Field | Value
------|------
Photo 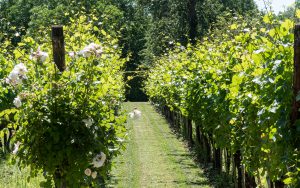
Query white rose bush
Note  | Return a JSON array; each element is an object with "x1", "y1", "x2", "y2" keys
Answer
[{"x1": 0, "y1": 15, "x2": 127, "y2": 187}]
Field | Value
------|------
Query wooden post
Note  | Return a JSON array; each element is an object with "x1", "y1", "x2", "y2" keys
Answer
[
  {"x1": 175, "y1": 111, "x2": 177, "y2": 127},
  {"x1": 204, "y1": 134, "x2": 211, "y2": 163},
  {"x1": 245, "y1": 172, "x2": 257, "y2": 188},
  {"x1": 52, "y1": 26, "x2": 66, "y2": 72},
  {"x1": 268, "y1": 24, "x2": 300, "y2": 188},
  {"x1": 234, "y1": 150, "x2": 243, "y2": 188},
  {"x1": 182, "y1": 116, "x2": 187, "y2": 139},
  {"x1": 187, "y1": 119, "x2": 194, "y2": 146},
  {"x1": 179, "y1": 113, "x2": 182, "y2": 131},
  {"x1": 196, "y1": 124, "x2": 201, "y2": 144},
  {"x1": 214, "y1": 148, "x2": 221, "y2": 174},
  {"x1": 292, "y1": 24, "x2": 300, "y2": 129},
  {"x1": 274, "y1": 181, "x2": 284, "y2": 188},
  {"x1": 225, "y1": 148, "x2": 231, "y2": 175}
]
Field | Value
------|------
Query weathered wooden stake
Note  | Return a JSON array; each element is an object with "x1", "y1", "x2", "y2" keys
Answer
[
  {"x1": 52, "y1": 26, "x2": 66, "y2": 72},
  {"x1": 196, "y1": 124, "x2": 201, "y2": 144},
  {"x1": 187, "y1": 119, "x2": 193, "y2": 146},
  {"x1": 292, "y1": 24, "x2": 300, "y2": 126},
  {"x1": 214, "y1": 148, "x2": 221, "y2": 174},
  {"x1": 234, "y1": 150, "x2": 243, "y2": 188}
]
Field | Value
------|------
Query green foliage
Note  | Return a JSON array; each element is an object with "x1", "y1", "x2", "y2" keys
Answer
[
  {"x1": 0, "y1": 16, "x2": 127, "y2": 187},
  {"x1": 145, "y1": 13, "x2": 299, "y2": 186},
  {"x1": 0, "y1": 0, "x2": 124, "y2": 43},
  {"x1": 0, "y1": 0, "x2": 259, "y2": 101},
  {"x1": 27, "y1": 5, "x2": 69, "y2": 36},
  {"x1": 139, "y1": 0, "x2": 258, "y2": 64}
]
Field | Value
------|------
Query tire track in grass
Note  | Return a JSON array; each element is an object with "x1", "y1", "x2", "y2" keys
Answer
[{"x1": 108, "y1": 102, "x2": 212, "y2": 188}]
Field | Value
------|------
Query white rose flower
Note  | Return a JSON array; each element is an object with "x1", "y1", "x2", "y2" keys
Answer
[
  {"x1": 12, "y1": 141, "x2": 21, "y2": 154},
  {"x1": 13, "y1": 63, "x2": 28, "y2": 76},
  {"x1": 5, "y1": 78, "x2": 10, "y2": 84},
  {"x1": 95, "y1": 48, "x2": 103, "y2": 57},
  {"x1": 30, "y1": 47, "x2": 49, "y2": 63},
  {"x1": 13, "y1": 96, "x2": 22, "y2": 108},
  {"x1": 254, "y1": 48, "x2": 265, "y2": 54},
  {"x1": 79, "y1": 49, "x2": 92, "y2": 58},
  {"x1": 84, "y1": 168, "x2": 92, "y2": 176},
  {"x1": 108, "y1": 147, "x2": 119, "y2": 152},
  {"x1": 88, "y1": 43, "x2": 100, "y2": 50},
  {"x1": 91, "y1": 171, "x2": 97, "y2": 179},
  {"x1": 7, "y1": 70, "x2": 22, "y2": 86},
  {"x1": 68, "y1": 51, "x2": 76, "y2": 58},
  {"x1": 5, "y1": 63, "x2": 28, "y2": 86},
  {"x1": 79, "y1": 43, "x2": 101, "y2": 57},
  {"x1": 39, "y1": 51, "x2": 49, "y2": 63},
  {"x1": 83, "y1": 118, "x2": 94, "y2": 128},
  {"x1": 91, "y1": 152, "x2": 106, "y2": 168},
  {"x1": 116, "y1": 137, "x2": 125, "y2": 142},
  {"x1": 243, "y1": 28, "x2": 250, "y2": 32}
]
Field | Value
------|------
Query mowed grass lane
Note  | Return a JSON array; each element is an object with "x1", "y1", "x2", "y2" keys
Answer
[{"x1": 108, "y1": 102, "x2": 211, "y2": 188}]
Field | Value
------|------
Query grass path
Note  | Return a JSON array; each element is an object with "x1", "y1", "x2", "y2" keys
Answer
[
  {"x1": 108, "y1": 102, "x2": 212, "y2": 188},
  {"x1": 0, "y1": 158, "x2": 44, "y2": 188}
]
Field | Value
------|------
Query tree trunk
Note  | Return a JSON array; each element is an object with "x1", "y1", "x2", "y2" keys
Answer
[{"x1": 187, "y1": 0, "x2": 198, "y2": 44}]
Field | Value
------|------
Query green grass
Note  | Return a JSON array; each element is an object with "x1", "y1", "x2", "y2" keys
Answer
[
  {"x1": 0, "y1": 156, "x2": 45, "y2": 188},
  {"x1": 108, "y1": 102, "x2": 212, "y2": 188}
]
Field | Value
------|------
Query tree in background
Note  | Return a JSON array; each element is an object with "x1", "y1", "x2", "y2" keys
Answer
[
  {"x1": 138, "y1": 0, "x2": 258, "y2": 64},
  {"x1": 0, "y1": 0, "x2": 258, "y2": 101}
]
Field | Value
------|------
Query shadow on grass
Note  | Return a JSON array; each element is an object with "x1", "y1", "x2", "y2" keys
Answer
[
  {"x1": 106, "y1": 175, "x2": 119, "y2": 188},
  {"x1": 171, "y1": 179, "x2": 211, "y2": 186},
  {"x1": 154, "y1": 108, "x2": 234, "y2": 188}
]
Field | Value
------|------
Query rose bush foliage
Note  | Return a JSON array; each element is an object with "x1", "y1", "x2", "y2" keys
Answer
[{"x1": 0, "y1": 15, "x2": 127, "y2": 187}]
